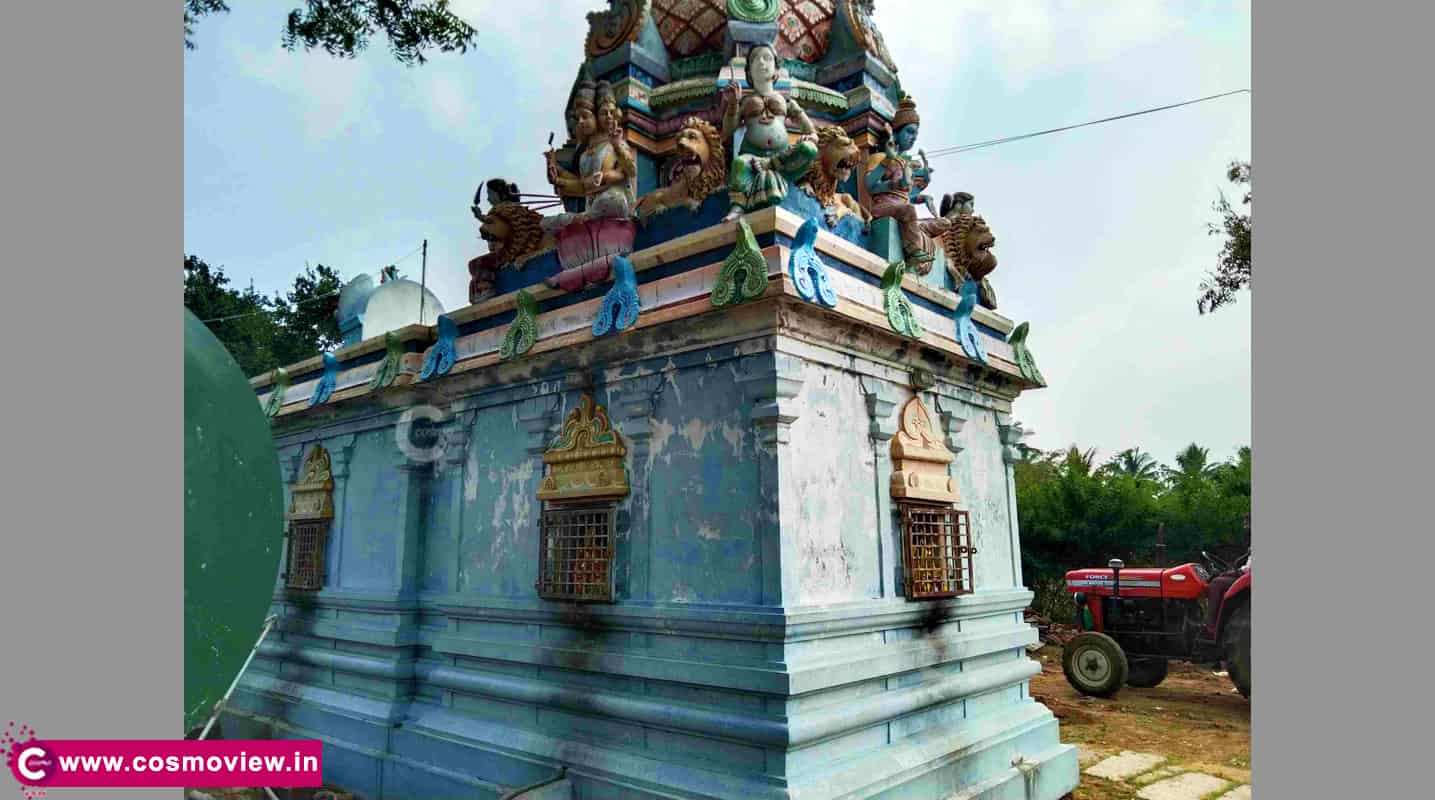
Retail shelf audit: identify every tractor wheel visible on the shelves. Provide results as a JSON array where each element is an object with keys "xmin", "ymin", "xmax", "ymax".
[
  {"xmin": 1125, "ymin": 657, "xmax": 1169, "ymax": 688},
  {"xmin": 1223, "ymin": 604, "xmax": 1251, "ymax": 699},
  {"xmin": 1062, "ymin": 632, "xmax": 1128, "ymax": 698}
]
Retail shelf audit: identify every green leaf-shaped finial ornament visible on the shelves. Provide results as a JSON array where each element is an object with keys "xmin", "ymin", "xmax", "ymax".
[
  {"xmin": 881, "ymin": 260, "xmax": 922, "ymax": 339},
  {"xmin": 713, "ymin": 217, "xmax": 770, "ymax": 308},
  {"xmin": 500, "ymin": 290, "xmax": 540, "ymax": 360},
  {"xmin": 1008, "ymin": 321, "xmax": 1047, "ymax": 386},
  {"xmin": 262, "ymin": 367, "xmax": 290, "ymax": 418},
  {"xmin": 368, "ymin": 331, "xmax": 404, "ymax": 391}
]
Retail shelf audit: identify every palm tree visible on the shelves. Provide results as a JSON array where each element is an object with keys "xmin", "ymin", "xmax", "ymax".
[
  {"xmin": 1164, "ymin": 443, "xmax": 1216, "ymax": 485},
  {"xmin": 1103, "ymin": 448, "xmax": 1161, "ymax": 481},
  {"xmin": 1061, "ymin": 445, "xmax": 1099, "ymax": 477}
]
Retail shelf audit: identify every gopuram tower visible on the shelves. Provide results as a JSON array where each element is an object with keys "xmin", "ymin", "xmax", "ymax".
[{"xmin": 238, "ymin": 2, "xmax": 1075, "ymax": 798}]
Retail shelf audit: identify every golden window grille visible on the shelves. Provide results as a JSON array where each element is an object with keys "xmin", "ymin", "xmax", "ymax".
[
  {"xmin": 537, "ymin": 504, "xmax": 617, "ymax": 602},
  {"xmin": 900, "ymin": 502, "xmax": 976, "ymax": 600},
  {"xmin": 284, "ymin": 520, "xmax": 329, "ymax": 591}
]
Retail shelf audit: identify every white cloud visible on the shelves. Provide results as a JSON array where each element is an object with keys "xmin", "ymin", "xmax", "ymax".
[
  {"xmin": 231, "ymin": 42, "xmax": 378, "ymax": 140},
  {"xmin": 876, "ymin": 0, "xmax": 1182, "ymax": 89}
]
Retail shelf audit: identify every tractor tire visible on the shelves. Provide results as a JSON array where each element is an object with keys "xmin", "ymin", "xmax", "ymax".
[
  {"xmin": 1223, "ymin": 603, "xmax": 1251, "ymax": 699},
  {"xmin": 1126, "ymin": 657, "xmax": 1170, "ymax": 688},
  {"xmin": 1062, "ymin": 632, "xmax": 1128, "ymax": 698}
]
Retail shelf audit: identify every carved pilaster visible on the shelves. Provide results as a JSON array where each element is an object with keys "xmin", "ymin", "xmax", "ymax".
[
  {"xmin": 737, "ymin": 352, "xmax": 805, "ymax": 447},
  {"xmin": 996, "ymin": 412, "xmax": 1026, "ymax": 587},
  {"xmin": 328, "ymin": 433, "xmax": 357, "ymax": 480},
  {"xmin": 996, "ymin": 413, "xmax": 1026, "ymax": 465},
  {"xmin": 440, "ymin": 407, "xmax": 478, "ymax": 595},
  {"xmin": 326, "ymin": 434, "xmax": 357, "ymax": 588},
  {"xmin": 863, "ymin": 381, "xmax": 900, "ymax": 443},
  {"xmin": 518, "ymin": 394, "xmax": 561, "ymax": 455},
  {"xmin": 862, "ymin": 380, "xmax": 900, "ymax": 597},
  {"xmin": 615, "ymin": 373, "xmax": 663, "ymax": 601},
  {"xmin": 441, "ymin": 408, "xmax": 478, "ymax": 470},
  {"xmin": 617, "ymin": 374, "xmax": 664, "ymax": 455},
  {"xmin": 933, "ymin": 395, "xmax": 968, "ymax": 457}
]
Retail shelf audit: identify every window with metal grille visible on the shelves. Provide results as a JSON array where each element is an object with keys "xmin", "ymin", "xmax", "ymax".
[
  {"xmin": 537, "ymin": 504, "xmax": 616, "ymax": 602},
  {"xmin": 284, "ymin": 520, "xmax": 329, "ymax": 591},
  {"xmin": 900, "ymin": 502, "xmax": 976, "ymax": 600}
]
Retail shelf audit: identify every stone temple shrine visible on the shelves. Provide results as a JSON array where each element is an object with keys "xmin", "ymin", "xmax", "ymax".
[{"xmin": 236, "ymin": 2, "xmax": 1074, "ymax": 798}]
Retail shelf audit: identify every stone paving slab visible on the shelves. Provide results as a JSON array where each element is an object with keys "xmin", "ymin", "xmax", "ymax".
[
  {"xmin": 1218, "ymin": 786, "xmax": 1252, "ymax": 800},
  {"xmin": 1135, "ymin": 772, "xmax": 1231, "ymax": 800},
  {"xmin": 1076, "ymin": 746, "xmax": 1109, "ymax": 768},
  {"xmin": 1084, "ymin": 751, "xmax": 1166, "ymax": 781},
  {"xmin": 1131, "ymin": 766, "xmax": 1184, "ymax": 786}
]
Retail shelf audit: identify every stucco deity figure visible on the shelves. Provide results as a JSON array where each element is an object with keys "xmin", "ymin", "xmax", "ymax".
[
  {"xmin": 720, "ymin": 43, "xmax": 820, "ymax": 222},
  {"xmin": 543, "ymin": 80, "xmax": 638, "ymax": 230},
  {"xmin": 863, "ymin": 93, "xmax": 948, "ymax": 274}
]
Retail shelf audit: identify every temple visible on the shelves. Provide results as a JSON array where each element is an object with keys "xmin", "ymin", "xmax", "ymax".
[{"xmin": 235, "ymin": 2, "xmax": 1073, "ymax": 798}]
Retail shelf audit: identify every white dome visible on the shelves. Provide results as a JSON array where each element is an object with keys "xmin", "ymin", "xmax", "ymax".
[{"xmin": 360, "ymin": 278, "xmax": 445, "ymax": 340}]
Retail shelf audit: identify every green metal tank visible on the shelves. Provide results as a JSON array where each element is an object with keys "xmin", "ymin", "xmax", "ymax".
[{"xmin": 183, "ymin": 309, "xmax": 285, "ymax": 732}]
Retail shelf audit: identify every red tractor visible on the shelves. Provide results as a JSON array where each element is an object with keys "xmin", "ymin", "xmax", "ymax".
[{"xmin": 1060, "ymin": 549, "xmax": 1250, "ymax": 698}]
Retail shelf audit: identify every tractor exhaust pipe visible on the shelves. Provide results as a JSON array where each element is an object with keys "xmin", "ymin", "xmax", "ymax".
[{"xmin": 1108, "ymin": 558, "xmax": 1124, "ymax": 597}]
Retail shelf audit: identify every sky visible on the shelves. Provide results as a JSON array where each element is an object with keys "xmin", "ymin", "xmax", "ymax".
[{"xmin": 183, "ymin": 0, "xmax": 1251, "ymax": 468}]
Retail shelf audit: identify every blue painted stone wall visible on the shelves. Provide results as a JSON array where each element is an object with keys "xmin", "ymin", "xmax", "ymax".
[{"xmin": 231, "ymin": 319, "xmax": 1074, "ymax": 800}]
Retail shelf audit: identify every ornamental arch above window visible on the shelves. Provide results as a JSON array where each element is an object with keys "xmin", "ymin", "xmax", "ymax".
[
  {"xmin": 534, "ymin": 394, "xmax": 629, "ymax": 603},
  {"xmin": 890, "ymin": 397, "xmax": 976, "ymax": 600},
  {"xmin": 284, "ymin": 444, "xmax": 334, "ymax": 592}
]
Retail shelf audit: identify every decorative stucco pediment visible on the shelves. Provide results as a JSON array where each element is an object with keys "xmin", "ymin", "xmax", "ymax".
[
  {"xmin": 538, "ymin": 394, "xmax": 630, "ymax": 503},
  {"xmin": 288, "ymin": 444, "xmax": 335, "ymax": 521},
  {"xmin": 890, "ymin": 397, "xmax": 958, "ymax": 504}
]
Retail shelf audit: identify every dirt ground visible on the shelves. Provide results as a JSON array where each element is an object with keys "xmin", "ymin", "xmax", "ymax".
[{"xmin": 1028, "ymin": 644, "xmax": 1251, "ymax": 800}]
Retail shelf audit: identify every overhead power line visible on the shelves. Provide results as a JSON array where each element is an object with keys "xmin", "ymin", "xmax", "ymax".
[{"xmin": 923, "ymin": 88, "xmax": 1251, "ymax": 160}]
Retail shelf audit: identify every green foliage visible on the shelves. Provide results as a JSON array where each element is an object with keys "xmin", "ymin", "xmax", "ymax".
[
  {"xmin": 183, "ymin": 255, "xmax": 344, "ymax": 377},
  {"xmin": 284, "ymin": 1, "xmax": 477, "ymax": 65},
  {"xmin": 183, "ymin": 254, "xmax": 275, "ymax": 376},
  {"xmin": 1198, "ymin": 160, "xmax": 1251, "ymax": 314},
  {"xmin": 1017, "ymin": 441, "xmax": 1252, "ymax": 588},
  {"xmin": 271, "ymin": 262, "xmax": 345, "ymax": 366},
  {"xmin": 184, "ymin": 0, "xmax": 230, "ymax": 50},
  {"xmin": 184, "ymin": 0, "xmax": 477, "ymax": 65}
]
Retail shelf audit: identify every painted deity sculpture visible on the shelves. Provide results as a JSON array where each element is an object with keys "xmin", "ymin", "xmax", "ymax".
[
  {"xmin": 863, "ymin": 94, "xmax": 949, "ymax": 274},
  {"xmin": 720, "ymin": 43, "xmax": 820, "ymax": 221},
  {"xmin": 542, "ymin": 80, "xmax": 639, "ymax": 292},
  {"xmin": 909, "ymin": 149, "xmax": 937, "ymax": 218},
  {"xmin": 634, "ymin": 116, "xmax": 727, "ymax": 218},
  {"xmin": 798, "ymin": 125, "xmax": 871, "ymax": 230},
  {"xmin": 544, "ymin": 80, "xmax": 638, "ymax": 228}
]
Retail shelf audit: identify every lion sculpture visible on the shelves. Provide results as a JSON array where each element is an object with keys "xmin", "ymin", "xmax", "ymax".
[
  {"xmin": 940, "ymin": 212, "xmax": 999, "ymax": 310},
  {"xmin": 478, "ymin": 202, "xmax": 552, "ymax": 267},
  {"xmin": 468, "ymin": 202, "xmax": 555, "ymax": 302},
  {"xmin": 635, "ymin": 117, "xmax": 726, "ymax": 218},
  {"xmin": 799, "ymin": 125, "xmax": 870, "ymax": 229}
]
